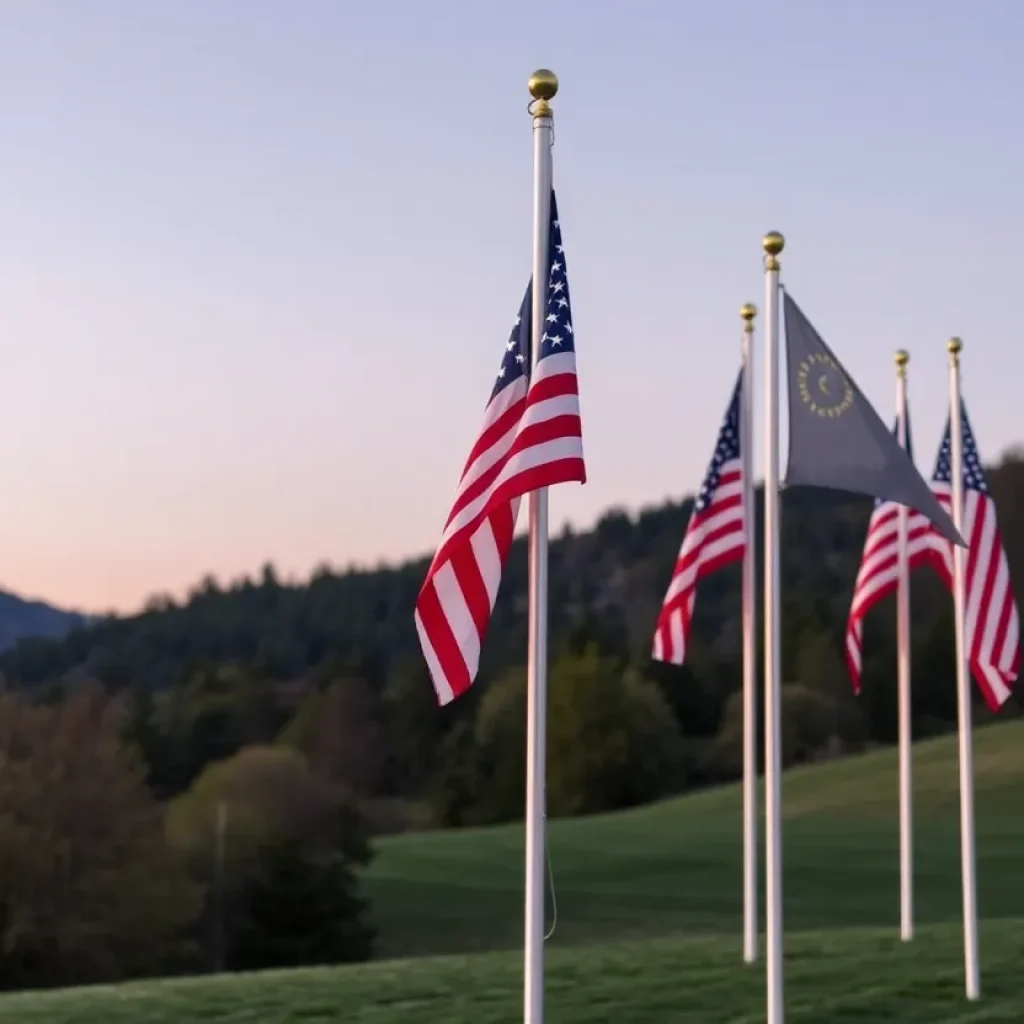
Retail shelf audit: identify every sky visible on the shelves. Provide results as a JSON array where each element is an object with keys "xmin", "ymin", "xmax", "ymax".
[{"xmin": 1, "ymin": 0, "xmax": 1022, "ymax": 614}]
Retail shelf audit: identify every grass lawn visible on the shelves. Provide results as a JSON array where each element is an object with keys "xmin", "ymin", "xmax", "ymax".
[
  {"xmin": 366, "ymin": 719, "xmax": 1024, "ymax": 957},
  {"xmin": 4, "ymin": 921, "xmax": 1023, "ymax": 1022},
  {"xmin": 3, "ymin": 721, "xmax": 1024, "ymax": 1022}
]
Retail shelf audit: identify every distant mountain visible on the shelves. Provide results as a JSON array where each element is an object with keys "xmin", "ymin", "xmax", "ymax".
[{"xmin": 0, "ymin": 590, "xmax": 89, "ymax": 653}]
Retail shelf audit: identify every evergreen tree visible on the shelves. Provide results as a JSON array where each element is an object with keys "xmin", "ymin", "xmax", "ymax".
[{"xmin": 229, "ymin": 840, "xmax": 373, "ymax": 970}]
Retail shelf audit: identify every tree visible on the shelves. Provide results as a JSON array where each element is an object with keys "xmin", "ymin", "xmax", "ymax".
[
  {"xmin": 547, "ymin": 648, "xmax": 685, "ymax": 816},
  {"xmin": 149, "ymin": 663, "xmax": 285, "ymax": 795},
  {"xmin": 793, "ymin": 628, "xmax": 866, "ymax": 753},
  {"xmin": 279, "ymin": 674, "xmax": 386, "ymax": 799},
  {"xmin": 648, "ymin": 631, "xmax": 736, "ymax": 739},
  {"xmin": 708, "ymin": 688, "xmax": 747, "ymax": 780},
  {"xmin": 912, "ymin": 608, "xmax": 959, "ymax": 731},
  {"xmin": 561, "ymin": 612, "xmax": 631, "ymax": 662},
  {"xmin": 3, "ymin": 448, "xmax": 1024, "ymax": 829},
  {"xmin": 228, "ymin": 839, "xmax": 373, "ymax": 969},
  {"xmin": 780, "ymin": 684, "xmax": 836, "ymax": 767},
  {"xmin": 0, "ymin": 685, "xmax": 200, "ymax": 989},
  {"xmin": 381, "ymin": 656, "xmax": 449, "ymax": 797},
  {"xmin": 451, "ymin": 648, "xmax": 686, "ymax": 824},
  {"xmin": 168, "ymin": 745, "xmax": 369, "ymax": 868},
  {"xmin": 430, "ymin": 718, "xmax": 484, "ymax": 828},
  {"xmin": 468, "ymin": 668, "xmax": 528, "ymax": 824},
  {"xmin": 167, "ymin": 745, "xmax": 373, "ymax": 971}
]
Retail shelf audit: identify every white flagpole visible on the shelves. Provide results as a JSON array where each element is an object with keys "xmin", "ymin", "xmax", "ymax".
[
  {"xmin": 947, "ymin": 335, "xmax": 980, "ymax": 1000},
  {"xmin": 894, "ymin": 349, "xmax": 914, "ymax": 942},
  {"xmin": 523, "ymin": 67, "xmax": 556, "ymax": 1024},
  {"xmin": 740, "ymin": 302, "xmax": 759, "ymax": 965},
  {"xmin": 761, "ymin": 231, "xmax": 785, "ymax": 1024}
]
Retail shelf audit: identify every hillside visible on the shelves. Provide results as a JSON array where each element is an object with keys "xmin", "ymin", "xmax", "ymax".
[
  {"xmin": 5, "ymin": 723, "xmax": 1024, "ymax": 1023},
  {"xmin": 2, "ymin": 452, "xmax": 1022, "ymax": 704},
  {"xmin": 0, "ymin": 485, "xmax": 946, "ymax": 691},
  {"xmin": 0, "ymin": 451, "xmax": 1020, "ymax": 816},
  {"xmin": 363, "ymin": 719, "xmax": 1024, "ymax": 958}
]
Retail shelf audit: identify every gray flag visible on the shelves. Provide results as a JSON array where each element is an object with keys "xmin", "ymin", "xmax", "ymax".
[{"xmin": 782, "ymin": 290, "xmax": 964, "ymax": 547}]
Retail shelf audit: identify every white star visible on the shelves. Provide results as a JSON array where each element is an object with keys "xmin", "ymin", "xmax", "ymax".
[
  {"xmin": 552, "ymin": 281, "xmax": 564, "ymax": 293},
  {"xmin": 557, "ymin": 297, "xmax": 568, "ymax": 308},
  {"xmin": 546, "ymin": 313, "xmax": 558, "ymax": 323},
  {"xmin": 551, "ymin": 261, "xmax": 562, "ymax": 274},
  {"xmin": 515, "ymin": 314, "xmax": 521, "ymax": 325},
  {"xmin": 506, "ymin": 339, "xmax": 516, "ymax": 351},
  {"xmin": 497, "ymin": 366, "xmax": 506, "ymax": 378},
  {"xmin": 564, "ymin": 321, "xmax": 573, "ymax": 333},
  {"xmin": 549, "ymin": 335, "xmax": 563, "ymax": 346},
  {"xmin": 516, "ymin": 352, "xmax": 525, "ymax": 363}
]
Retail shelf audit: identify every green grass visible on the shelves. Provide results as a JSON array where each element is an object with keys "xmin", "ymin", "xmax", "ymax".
[
  {"xmin": 366, "ymin": 719, "xmax": 1024, "ymax": 957},
  {"xmin": 5, "ymin": 720, "xmax": 1024, "ymax": 1022},
  {"xmin": 5, "ymin": 922, "xmax": 1024, "ymax": 1022}
]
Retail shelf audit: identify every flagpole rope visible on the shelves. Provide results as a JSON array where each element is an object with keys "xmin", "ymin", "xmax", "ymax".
[{"xmin": 544, "ymin": 813, "xmax": 558, "ymax": 941}]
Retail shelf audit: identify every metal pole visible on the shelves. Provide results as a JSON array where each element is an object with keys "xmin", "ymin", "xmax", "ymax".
[
  {"xmin": 947, "ymin": 336, "xmax": 980, "ymax": 999},
  {"xmin": 894, "ymin": 349, "xmax": 913, "ymax": 942},
  {"xmin": 740, "ymin": 301, "xmax": 758, "ymax": 965},
  {"xmin": 523, "ymin": 67, "xmax": 556, "ymax": 1024},
  {"xmin": 761, "ymin": 231, "xmax": 785, "ymax": 1024}
]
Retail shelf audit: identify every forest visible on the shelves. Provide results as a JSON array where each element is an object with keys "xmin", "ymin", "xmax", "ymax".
[{"xmin": 0, "ymin": 448, "xmax": 1022, "ymax": 990}]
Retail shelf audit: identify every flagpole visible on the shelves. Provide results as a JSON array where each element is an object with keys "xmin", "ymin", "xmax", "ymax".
[
  {"xmin": 894, "ymin": 349, "xmax": 913, "ymax": 942},
  {"xmin": 761, "ymin": 231, "xmax": 785, "ymax": 1024},
  {"xmin": 740, "ymin": 302, "xmax": 759, "ymax": 966},
  {"xmin": 947, "ymin": 335, "xmax": 980, "ymax": 1000},
  {"xmin": 523, "ymin": 67, "xmax": 556, "ymax": 1024}
]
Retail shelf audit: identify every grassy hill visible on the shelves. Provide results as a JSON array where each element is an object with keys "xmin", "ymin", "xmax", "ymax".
[
  {"xmin": 4, "ymin": 922, "xmax": 1023, "ymax": 1023},
  {"xmin": 364, "ymin": 719, "xmax": 1024, "ymax": 958},
  {"xmin": 6, "ymin": 720, "xmax": 1024, "ymax": 1022}
]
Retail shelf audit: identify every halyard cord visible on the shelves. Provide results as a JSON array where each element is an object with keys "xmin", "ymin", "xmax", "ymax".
[{"xmin": 544, "ymin": 814, "xmax": 557, "ymax": 940}]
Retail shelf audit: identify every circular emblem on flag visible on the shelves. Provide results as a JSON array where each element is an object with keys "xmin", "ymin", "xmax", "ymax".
[{"xmin": 797, "ymin": 354, "xmax": 854, "ymax": 418}]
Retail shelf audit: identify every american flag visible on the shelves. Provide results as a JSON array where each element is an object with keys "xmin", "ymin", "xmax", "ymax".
[
  {"xmin": 844, "ymin": 406, "xmax": 932, "ymax": 691},
  {"xmin": 926, "ymin": 399, "xmax": 1019, "ymax": 709},
  {"xmin": 652, "ymin": 374, "xmax": 745, "ymax": 665},
  {"xmin": 414, "ymin": 193, "xmax": 586, "ymax": 705}
]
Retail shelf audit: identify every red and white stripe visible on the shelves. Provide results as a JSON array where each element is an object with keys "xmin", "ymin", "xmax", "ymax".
[
  {"xmin": 652, "ymin": 461, "xmax": 744, "ymax": 666},
  {"xmin": 844, "ymin": 502, "xmax": 931, "ymax": 691},
  {"xmin": 926, "ymin": 483, "xmax": 1019, "ymax": 709},
  {"xmin": 415, "ymin": 351, "xmax": 584, "ymax": 704}
]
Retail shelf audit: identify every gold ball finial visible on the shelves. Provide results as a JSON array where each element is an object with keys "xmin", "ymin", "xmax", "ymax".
[
  {"xmin": 527, "ymin": 69, "xmax": 557, "ymax": 118},
  {"xmin": 895, "ymin": 349, "xmax": 909, "ymax": 368},
  {"xmin": 740, "ymin": 302, "xmax": 757, "ymax": 323},
  {"xmin": 762, "ymin": 231, "xmax": 785, "ymax": 256},
  {"xmin": 528, "ymin": 69, "xmax": 559, "ymax": 102},
  {"xmin": 947, "ymin": 336, "xmax": 963, "ymax": 355}
]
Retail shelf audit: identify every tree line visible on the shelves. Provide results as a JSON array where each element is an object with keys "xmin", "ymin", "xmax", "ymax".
[
  {"xmin": 0, "ymin": 450, "xmax": 1022, "ymax": 989},
  {"xmin": 0, "ymin": 683, "xmax": 374, "ymax": 991}
]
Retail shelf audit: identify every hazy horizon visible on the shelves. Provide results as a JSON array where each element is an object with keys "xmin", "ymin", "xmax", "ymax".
[{"xmin": 3, "ymin": 0, "xmax": 1022, "ymax": 614}]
